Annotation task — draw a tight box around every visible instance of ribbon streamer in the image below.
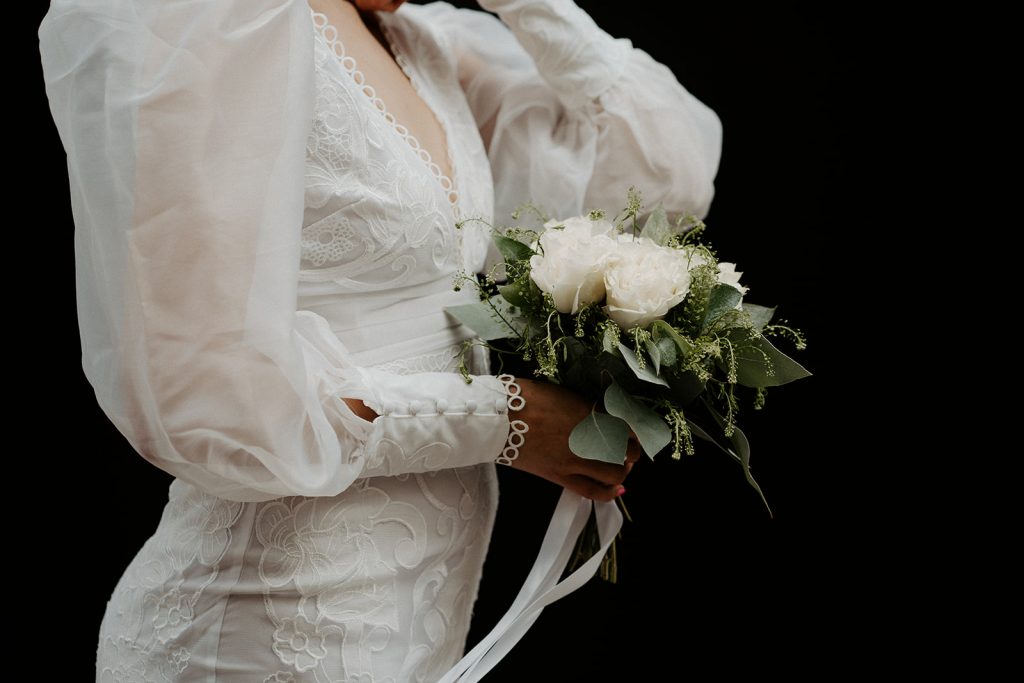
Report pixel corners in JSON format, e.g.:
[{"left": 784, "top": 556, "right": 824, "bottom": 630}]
[{"left": 439, "top": 489, "right": 623, "bottom": 682}]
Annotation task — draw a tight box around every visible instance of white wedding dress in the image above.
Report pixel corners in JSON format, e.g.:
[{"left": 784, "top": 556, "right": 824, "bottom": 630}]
[{"left": 39, "top": 1, "right": 721, "bottom": 681}]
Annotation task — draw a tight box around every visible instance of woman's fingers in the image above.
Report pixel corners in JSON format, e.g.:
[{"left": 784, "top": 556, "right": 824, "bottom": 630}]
[
  {"left": 509, "top": 379, "right": 644, "bottom": 496},
  {"left": 562, "top": 474, "right": 623, "bottom": 502},
  {"left": 571, "top": 458, "right": 629, "bottom": 487},
  {"left": 623, "top": 431, "right": 642, "bottom": 464}
]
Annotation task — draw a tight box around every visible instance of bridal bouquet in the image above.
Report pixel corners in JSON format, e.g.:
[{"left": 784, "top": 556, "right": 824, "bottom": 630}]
[{"left": 447, "top": 190, "right": 809, "bottom": 575}]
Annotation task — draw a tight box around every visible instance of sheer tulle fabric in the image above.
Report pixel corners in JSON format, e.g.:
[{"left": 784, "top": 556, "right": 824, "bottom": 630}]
[
  {"left": 41, "top": 0, "right": 378, "bottom": 501},
  {"left": 451, "top": 0, "right": 722, "bottom": 241}
]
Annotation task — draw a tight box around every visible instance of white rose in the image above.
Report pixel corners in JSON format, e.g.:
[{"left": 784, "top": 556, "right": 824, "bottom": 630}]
[
  {"left": 685, "top": 248, "right": 748, "bottom": 299},
  {"left": 529, "top": 216, "right": 616, "bottom": 313},
  {"left": 603, "top": 237, "right": 694, "bottom": 330},
  {"left": 715, "top": 261, "right": 749, "bottom": 296}
]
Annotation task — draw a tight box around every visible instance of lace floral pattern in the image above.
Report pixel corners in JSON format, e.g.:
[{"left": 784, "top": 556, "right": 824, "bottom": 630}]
[
  {"left": 301, "top": 212, "right": 359, "bottom": 268},
  {"left": 97, "top": 482, "right": 241, "bottom": 680},
  {"left": 314, "top": 11, "right": 459, "bottom": 207},
  {"left": 249, "top": 465, "right": 494, "bottom": 679},
  {"left": 299, "top": 10, "right": 479, "bottom": 287},
  {"left": 264, "top": 674, "right": 296, "bottom": 683},
  {"left": 148, "top": 589, "right": 194, "bottom": 644},
  {"left": 372, "top": 343, "right": 463, "bottom": 375},
  {"left": 98, "top": 6, "right": 502, "bottom": 681},
  {"left": 272, "top": 616, "right": 329, "bottom": 672},
  {"left": 166, "top": 648, "right": 190, "bottom": 675}
]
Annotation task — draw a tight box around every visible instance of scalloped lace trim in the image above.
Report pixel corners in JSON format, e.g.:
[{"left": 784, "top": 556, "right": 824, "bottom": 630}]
[
  {"left": 496, "top": 374, "right": 527, "bottom": 466},
  {"left": 310, "top": 9, "right": 460, "bottom": 209}
]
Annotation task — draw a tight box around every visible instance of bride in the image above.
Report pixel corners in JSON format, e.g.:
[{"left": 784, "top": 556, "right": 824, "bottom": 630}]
[{"left": 39, "top": 0, "right": 721, "bottom": 680}]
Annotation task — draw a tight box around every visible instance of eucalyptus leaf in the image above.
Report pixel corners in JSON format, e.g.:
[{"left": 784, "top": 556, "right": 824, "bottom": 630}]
[
  {"left": 650, "top": 320, "right": 693, "bottom": 358},
  {"left": 604, "top": 382, "right": 672, "bottom": 459},
  {"left": 645, "top": 339, "right": 663, "bottom": 374},
  {"left": 704, "top": 409, "right": 771, "bottom": 515},
  {"left": 741, "top": 303, "right": 776, "bottom": 331},
  {"left": 667, "top": 372, "right": 706, "bottom": 405},
  {"left": 492, "top": 233, "right": 535, "bottom": 263},
  {"left": 640, "top": 204, "right": 672, "bottom": 246},
  {"left": 734, "top": 335, "right": 811, "bottom": 387},
  {"left": 655, "top": 336, "right": 678, "bottom": 367},
  {"left": 569, "top": 411, "right": 630, "bottom": 464},
  {"left": 702, "top": 284, "right": 743, "bottom": 329},
  {"left": 444, "top": 296, "right": 520, "bottom": 341},
  {"left": 562, "top": 340, "right": 622, "bottom": 395},
  {"left": 602, "top": 326, "right": 621, "bottom": 354},
  {"left": 499, "top": 280, "right": 532, "bottom": 308},
  {"left": 618, "top": 343, "right": 669, "bottom": 386}
]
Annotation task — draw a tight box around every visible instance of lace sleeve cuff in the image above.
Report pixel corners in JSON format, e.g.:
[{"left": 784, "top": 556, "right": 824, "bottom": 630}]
[
  {"left": 356, "top": 367, "right": 512, "bottom": 477},
  {"left": 496, "top": 374, "right": 528, "bottom": 466}
]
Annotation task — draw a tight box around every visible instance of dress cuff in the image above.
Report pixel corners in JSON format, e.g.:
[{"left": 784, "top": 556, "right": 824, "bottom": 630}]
[{"left": 356, "top": 367, "right": 511, "bottom": 476}]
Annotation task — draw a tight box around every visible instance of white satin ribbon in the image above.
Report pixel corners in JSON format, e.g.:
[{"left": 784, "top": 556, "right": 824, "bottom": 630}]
[{"left": 439, "top": 489, "right": 623, "bottom": 683}]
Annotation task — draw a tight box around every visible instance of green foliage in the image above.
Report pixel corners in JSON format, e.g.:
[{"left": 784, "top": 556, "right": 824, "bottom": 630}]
[
  {"left": 600, "top": 321, "right": 622, "bottom": 354},
  {"left": 604, "top": 382, "right": 672, "bottom": 459},
  {"left": 650, "top": 320, "right": 693, "bottom": 357},
  {"left": 618, "top": 343, "right": 669, "bottom": 387},
  {"left": 445, "top": 296, "right": 521, "bottom": 341},
  {"left": 702, "top": 284, "right": 743, "bottom": 330},
  {"left": 569, "top": 411, "right": 631, "bottom": 465},
  {"left": 729, "top": 330, "right": 812, "bottom": 388},
  {"left": 498, "top": 279, "right": 534, "bottom": 308},
  {"left": 492, "top": 233, "right": 534, "bottom": 263},
  {"left": 640, "top": 205, "right": 673, "bottom": 245},
  {"left": 447, "top": 190, "right": 808, "bottom": 537},
  {"left": 740, "top": 303, "right": 776, "bottom": 331}
]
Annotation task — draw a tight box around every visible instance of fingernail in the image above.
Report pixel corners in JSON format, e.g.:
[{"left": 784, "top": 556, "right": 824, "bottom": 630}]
[{"left": 616, "top": 486, "right": 626, "bottom": 497}]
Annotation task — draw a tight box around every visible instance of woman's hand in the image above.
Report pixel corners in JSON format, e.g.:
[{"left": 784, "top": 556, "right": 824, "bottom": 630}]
[
  {"left": 511, "top": 378, "right": 641, "bottom": 501},
  {"left": 344, "top": 397, "right": 379, "bottom": 423}
]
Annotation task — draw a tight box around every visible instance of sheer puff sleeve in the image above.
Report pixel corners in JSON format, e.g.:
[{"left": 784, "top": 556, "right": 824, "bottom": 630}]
[
  {"left": 423, "top": 0, "right": 722, "bottom": 226},
  {"left": 39, "top": 0, "right": 510, "bottom": 502}
]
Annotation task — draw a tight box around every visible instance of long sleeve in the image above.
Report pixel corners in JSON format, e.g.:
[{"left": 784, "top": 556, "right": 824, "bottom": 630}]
[
  {"left": 40, "top": 0, "right": 509, "bottom": 503},
  {"left": 427, "top": 0, "right": 722, "bottom": 225}
]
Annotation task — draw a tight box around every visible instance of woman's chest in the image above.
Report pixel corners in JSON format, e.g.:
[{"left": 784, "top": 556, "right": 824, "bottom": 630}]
[{"left": 299, "top": 8, "right": 494, "bottom": 291}]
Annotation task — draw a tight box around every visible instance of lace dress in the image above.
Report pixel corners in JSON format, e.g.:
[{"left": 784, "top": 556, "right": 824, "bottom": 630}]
[{"left": 38, "top": 1, "right": 722, "bottom": 680}]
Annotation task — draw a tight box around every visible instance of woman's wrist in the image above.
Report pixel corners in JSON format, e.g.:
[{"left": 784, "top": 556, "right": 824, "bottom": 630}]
[{"left": 343, "top": 397, "right": 378, "bottom": 422}]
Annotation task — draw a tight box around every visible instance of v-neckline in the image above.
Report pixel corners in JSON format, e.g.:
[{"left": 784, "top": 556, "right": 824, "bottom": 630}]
[{"left": 310, "top": 9, "right": 461, "bottom": 213}]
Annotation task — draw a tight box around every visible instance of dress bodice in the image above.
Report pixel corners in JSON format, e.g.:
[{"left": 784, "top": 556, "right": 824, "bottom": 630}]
[{"left": 298, "top": 9, "right": 495, "bottom": 367}]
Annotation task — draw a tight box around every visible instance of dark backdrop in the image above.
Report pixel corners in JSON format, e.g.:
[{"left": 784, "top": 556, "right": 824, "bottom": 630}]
[{"left": 27, "top": 1, "right": 862, "bottom": 679}]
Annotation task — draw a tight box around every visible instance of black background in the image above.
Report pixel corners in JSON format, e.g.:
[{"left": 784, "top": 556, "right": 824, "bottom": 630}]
[{"left": 27, "top": 1, "right": 865, "bottom": 679}]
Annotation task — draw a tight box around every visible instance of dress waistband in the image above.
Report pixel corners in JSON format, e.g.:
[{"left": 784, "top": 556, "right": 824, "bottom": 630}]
[{"left": 297, "top": 277, "right": 481, "bottom": 367}]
